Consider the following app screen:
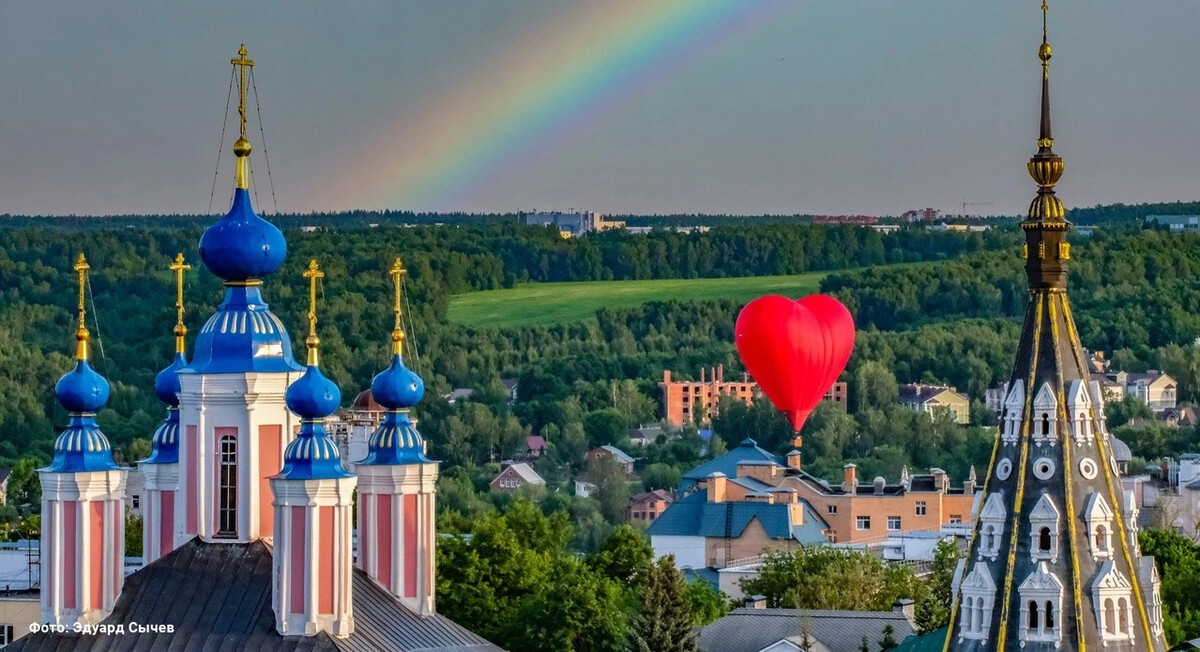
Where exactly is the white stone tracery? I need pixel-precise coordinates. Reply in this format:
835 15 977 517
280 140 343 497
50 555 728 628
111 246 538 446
1032 383 1058 446
957 562 996 641
1018 562 1063 647
1029 493 1060 563
978 492 1006 562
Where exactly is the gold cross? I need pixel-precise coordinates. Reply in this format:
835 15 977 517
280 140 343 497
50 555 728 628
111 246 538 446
231 44 254 140
170 253 191 354
389 257 407 355
73 253 91 360
303 259 324 365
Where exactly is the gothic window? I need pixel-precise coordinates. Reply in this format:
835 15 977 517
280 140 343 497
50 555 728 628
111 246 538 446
1029 494 1060 563
1091 560 1134 644
978 493 1006 561
1032 383 1058 446
1002 380 1025 446
217 434 238 537
1085 493 1114 561
1018 562 1063 645
957 562 995 642
1067 379 1095 446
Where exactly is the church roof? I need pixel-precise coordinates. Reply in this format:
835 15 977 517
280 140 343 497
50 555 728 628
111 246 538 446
10 538 500 652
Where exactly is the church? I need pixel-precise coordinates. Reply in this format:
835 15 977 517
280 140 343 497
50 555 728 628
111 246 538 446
13 47 500 651
931 4 1168 651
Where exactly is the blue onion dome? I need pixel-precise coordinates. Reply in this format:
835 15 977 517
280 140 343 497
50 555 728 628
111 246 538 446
370 355 425 410
153 352 187 407
358 355 430 466
198 188 286 282
141 409 180 465
277 366 351 479
55 360 110 414
359 411 431 466
47 354 119 472
286 364 341 420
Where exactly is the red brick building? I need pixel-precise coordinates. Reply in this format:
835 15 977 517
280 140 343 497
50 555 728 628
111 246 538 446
660 366 847 427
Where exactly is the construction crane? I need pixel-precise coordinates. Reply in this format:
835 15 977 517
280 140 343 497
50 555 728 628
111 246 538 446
961 200 994 218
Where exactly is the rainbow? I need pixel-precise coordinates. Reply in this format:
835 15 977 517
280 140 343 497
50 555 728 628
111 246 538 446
323 0 795 211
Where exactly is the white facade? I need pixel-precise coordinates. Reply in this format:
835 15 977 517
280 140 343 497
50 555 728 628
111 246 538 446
176 371 302 545
651 535 707 570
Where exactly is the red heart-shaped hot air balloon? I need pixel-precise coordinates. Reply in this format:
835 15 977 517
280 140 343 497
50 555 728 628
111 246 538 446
734 294 855 432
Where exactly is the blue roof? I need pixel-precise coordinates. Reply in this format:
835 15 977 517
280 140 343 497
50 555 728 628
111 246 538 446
358 351 432 466
184 285 301 374
680 438 782 493
46 358 120 473
370 354 424 410
153 352 187 406
140 409 180 465
357 411 432 466
276 361 351 480
43 415 121 473
645 490 828 545
198 188 286 282
682 567 720 589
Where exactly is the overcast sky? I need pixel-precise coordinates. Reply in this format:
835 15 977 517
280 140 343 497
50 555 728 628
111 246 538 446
1 1 1198 217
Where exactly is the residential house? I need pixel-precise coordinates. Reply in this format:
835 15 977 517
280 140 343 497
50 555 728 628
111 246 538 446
627 426 664 448
698 605 916 652
985 383 1008 414
660 366 847 428
0 468 10 505
1093 370 1178 412
489 462 545 493
574 478 596 498
897 384 970 424
646 471 829 569
1159 406 1198 428
586 445 635 476
525 435 548 459
627 489 674 525
1090 373 1126 402
675 438 977 546
444 388 475 404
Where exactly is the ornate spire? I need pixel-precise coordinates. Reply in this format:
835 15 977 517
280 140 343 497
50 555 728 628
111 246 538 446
73 254 90 361
231 44 254 190
1025 1 1066 225
390 257 407 356
945 4 1168 649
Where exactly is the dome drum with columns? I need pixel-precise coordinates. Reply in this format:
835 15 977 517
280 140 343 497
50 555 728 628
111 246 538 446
16 46 498 652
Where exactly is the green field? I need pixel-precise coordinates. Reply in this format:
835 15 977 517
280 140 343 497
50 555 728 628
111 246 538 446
447 272 827 328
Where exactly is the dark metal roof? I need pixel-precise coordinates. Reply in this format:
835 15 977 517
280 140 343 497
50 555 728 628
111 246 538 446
698 607 916 652
11 538 501 652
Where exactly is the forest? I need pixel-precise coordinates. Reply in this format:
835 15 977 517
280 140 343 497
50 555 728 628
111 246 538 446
2 205 1200 644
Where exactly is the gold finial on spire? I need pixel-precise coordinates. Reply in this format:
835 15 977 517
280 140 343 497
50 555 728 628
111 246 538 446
73 253 91 361
303 259 325 366
231 44 255 189
169 253 191 354
1025 0 1065 223
389 257 408 356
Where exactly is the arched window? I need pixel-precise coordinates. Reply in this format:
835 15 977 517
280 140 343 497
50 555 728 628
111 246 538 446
1039 527 1052 551
1119 598 1129 633
1096 525 1108 551
1045 601 1054 628
1029 600 1040 630
217 434 238 537
986 526 996 551
965 597 975 631
1041 414 1050 436
1105 598 1116 634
